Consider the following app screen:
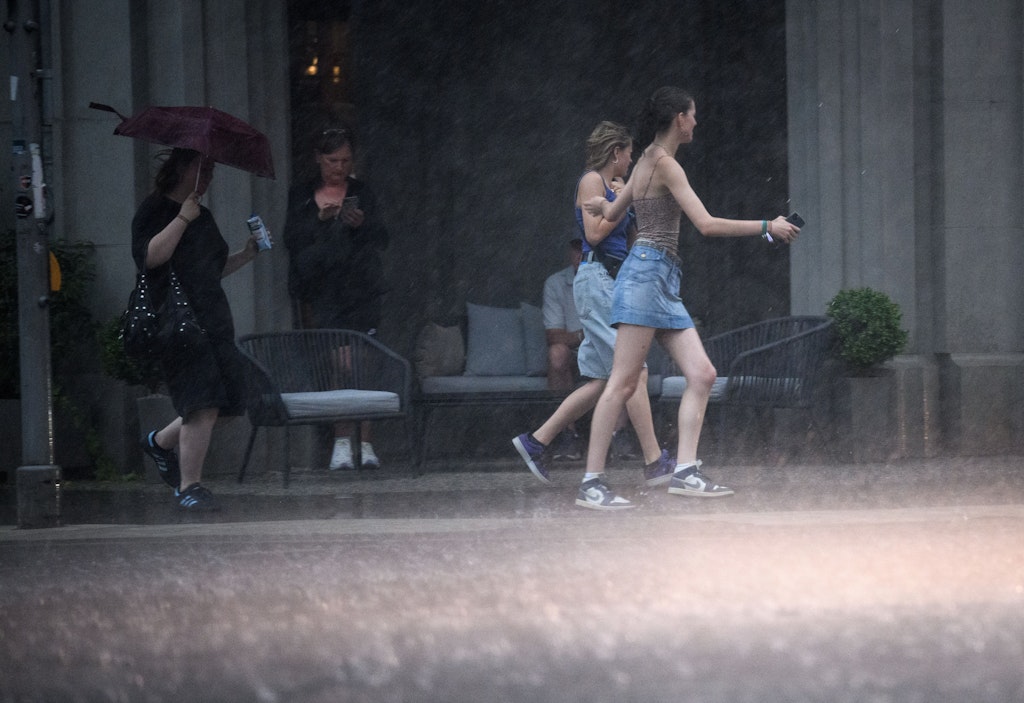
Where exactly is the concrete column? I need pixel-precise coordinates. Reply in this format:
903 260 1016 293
788 0 1024 455
787 0 917 331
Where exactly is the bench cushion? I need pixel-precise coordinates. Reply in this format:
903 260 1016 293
420 375 550 395
465 303 527 376
280 390 401 419
414 322 465 377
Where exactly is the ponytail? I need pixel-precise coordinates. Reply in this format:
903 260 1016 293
634 86 694 149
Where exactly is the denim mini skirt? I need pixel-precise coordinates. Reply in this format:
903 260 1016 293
611 243 695 330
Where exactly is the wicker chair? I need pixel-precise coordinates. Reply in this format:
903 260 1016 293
656 316 833 454
236 329 413 486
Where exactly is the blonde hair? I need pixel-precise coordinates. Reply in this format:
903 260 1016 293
584 121 632 171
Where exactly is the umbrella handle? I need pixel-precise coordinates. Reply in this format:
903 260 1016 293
88 102 127 121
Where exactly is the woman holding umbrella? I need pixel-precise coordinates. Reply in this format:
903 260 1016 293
135 148 264 510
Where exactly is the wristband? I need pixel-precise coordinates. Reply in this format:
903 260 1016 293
176 214 192 226
761 219 773 242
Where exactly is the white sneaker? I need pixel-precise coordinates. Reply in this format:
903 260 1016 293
361 442 381 469
329 438 354 470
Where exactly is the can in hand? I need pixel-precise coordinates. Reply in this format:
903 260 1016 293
246 214 272 251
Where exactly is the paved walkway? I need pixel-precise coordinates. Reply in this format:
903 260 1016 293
1 455 1023 701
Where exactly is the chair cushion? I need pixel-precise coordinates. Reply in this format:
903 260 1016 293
464 303 526 376
280 390 400 419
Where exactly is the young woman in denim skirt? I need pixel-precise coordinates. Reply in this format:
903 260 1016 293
581 86 801 509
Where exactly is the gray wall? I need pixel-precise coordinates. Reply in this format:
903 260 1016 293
787 0 1024 454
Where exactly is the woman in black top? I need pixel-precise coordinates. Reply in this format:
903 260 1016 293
284 127 389 470
133 148 263 510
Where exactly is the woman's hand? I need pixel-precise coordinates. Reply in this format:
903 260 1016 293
583 196 607 217
179 192 201 223
770 215 800 244
318 202 343 221
247 227 271 256
339 206 364 229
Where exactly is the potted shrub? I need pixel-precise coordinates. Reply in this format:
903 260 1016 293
826 287 908 373
824 287 909 462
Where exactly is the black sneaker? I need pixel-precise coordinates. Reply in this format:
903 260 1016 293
575 476 634 510
175 483 219 511
512 433 551 484
643 449 675 487
143 430 180 489
667 461 734 498
551 429 583 461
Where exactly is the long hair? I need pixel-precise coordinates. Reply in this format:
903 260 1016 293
584 121 632 172
153 148 200 195
634 86 694 150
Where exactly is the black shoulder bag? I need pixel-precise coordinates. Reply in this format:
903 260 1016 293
120 268 205 360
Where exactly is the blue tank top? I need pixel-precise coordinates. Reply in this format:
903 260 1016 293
574 172 632 261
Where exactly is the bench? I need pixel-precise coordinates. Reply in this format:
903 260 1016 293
414 302 665 467
412 302 569 467
654 316 833 454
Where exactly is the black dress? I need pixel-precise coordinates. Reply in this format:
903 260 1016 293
283 177 389 332
131 193 245 419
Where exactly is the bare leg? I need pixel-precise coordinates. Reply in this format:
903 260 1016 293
177 407 219 490
623 366 662 464
584 324 655 474
533 379 605 446
153 417 183 455
546 342 576 391
334 420 371 442
657 328 716 464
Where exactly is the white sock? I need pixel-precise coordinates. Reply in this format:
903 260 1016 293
583 472 603 483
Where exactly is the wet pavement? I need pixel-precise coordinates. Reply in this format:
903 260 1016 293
1 455 1023 702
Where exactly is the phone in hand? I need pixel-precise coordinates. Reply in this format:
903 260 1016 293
342 195 360 214
786 212 806 228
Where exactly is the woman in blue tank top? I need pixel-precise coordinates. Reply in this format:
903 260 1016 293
513 121 676 505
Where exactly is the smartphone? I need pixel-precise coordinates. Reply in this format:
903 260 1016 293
342 195 360 213
786 212 806 228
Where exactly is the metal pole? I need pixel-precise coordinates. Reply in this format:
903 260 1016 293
6 0 60 528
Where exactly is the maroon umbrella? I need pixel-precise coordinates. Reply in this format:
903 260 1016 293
90 102 275 179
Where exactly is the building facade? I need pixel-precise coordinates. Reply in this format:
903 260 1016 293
3 0 1021 473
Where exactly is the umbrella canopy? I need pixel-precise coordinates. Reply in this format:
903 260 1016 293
90 103 275 179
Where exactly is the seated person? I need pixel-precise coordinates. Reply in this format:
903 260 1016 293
542 238 584 459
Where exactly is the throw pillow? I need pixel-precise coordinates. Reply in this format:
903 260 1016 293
414 323 465 377
520 302 548 377
464 303 526 376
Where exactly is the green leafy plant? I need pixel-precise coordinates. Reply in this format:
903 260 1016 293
826 287 908 370
0 230 130 477
1 229 101 396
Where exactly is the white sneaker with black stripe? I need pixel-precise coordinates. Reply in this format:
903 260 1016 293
575 476 634 510
667 461 734 498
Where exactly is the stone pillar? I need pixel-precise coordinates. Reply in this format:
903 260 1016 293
787 0 1024 456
